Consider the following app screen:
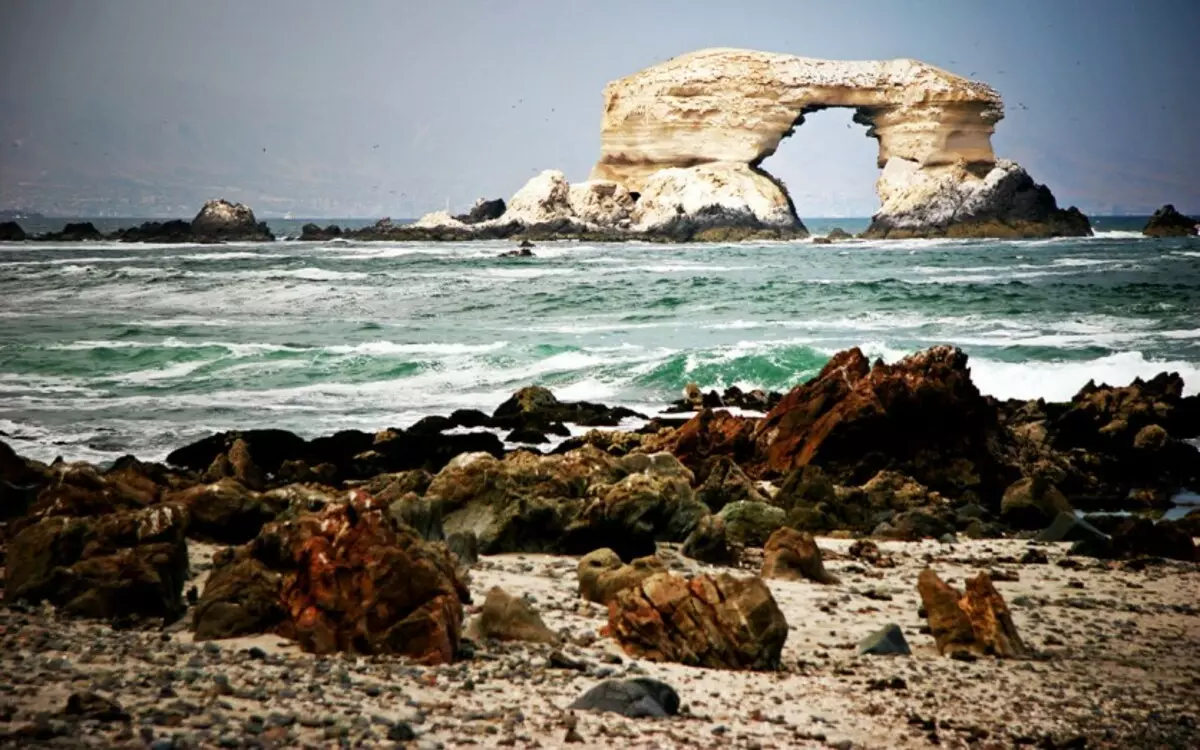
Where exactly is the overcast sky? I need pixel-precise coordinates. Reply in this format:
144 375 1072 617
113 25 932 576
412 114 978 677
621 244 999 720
1 0 1197 217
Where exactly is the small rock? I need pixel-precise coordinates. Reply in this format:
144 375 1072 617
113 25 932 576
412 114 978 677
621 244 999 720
857 624 911 656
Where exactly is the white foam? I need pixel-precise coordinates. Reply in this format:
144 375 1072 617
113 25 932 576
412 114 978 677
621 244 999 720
323 341 508 356
970 351 1200 401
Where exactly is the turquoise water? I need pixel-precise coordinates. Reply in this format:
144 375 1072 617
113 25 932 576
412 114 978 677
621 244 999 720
1 223 1198 463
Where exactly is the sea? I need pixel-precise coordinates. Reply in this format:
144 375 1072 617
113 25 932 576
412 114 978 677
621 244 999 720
1 216 1198 467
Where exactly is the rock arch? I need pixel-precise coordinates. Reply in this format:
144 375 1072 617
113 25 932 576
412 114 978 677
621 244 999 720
591 48 1090 238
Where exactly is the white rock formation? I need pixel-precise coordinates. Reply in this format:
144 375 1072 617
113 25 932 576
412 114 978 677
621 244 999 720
503 170 574 224
567 180 635 226
591 48 1001 192
588 47 1088 238
412 210 466 229
632 162 797 231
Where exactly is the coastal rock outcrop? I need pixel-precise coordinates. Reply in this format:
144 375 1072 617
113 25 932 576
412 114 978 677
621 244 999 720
5 504 189 622
190 199 274 242
193 490 468 662
606 571 789 670
753 346 1011 499
864 158 1092 238
591 47 1089 239
1142 204 1198 237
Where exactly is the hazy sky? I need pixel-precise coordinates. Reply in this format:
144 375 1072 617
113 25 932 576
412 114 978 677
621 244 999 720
2 0 1197 217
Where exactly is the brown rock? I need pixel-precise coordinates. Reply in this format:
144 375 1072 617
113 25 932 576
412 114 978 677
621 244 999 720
606 571 788 670
193 490 468 663
754 346 1007 497
469 586 558 644
166 478 284 544
578 548 667 604
643 408 759 474
848 539 897 568
917 568 1027 659
227 439 266 491
5 503 189 621
761 527 838 584
681 514 737 565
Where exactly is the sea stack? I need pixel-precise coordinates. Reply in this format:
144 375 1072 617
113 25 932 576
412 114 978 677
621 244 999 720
1142 204 1199 237
591 48 1091 239
190 199 274 242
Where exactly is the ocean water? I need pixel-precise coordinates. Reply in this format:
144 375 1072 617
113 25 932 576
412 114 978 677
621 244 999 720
1 221 1198 464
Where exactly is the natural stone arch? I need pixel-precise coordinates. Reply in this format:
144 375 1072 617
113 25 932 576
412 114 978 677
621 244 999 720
591 48 1089 239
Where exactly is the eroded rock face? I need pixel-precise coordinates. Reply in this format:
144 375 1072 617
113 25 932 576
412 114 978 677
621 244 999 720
754 346 1011 499
917 569 1027 659
606 571 788 670
591 47 1087 239
568 181 635 226
193 490 468 663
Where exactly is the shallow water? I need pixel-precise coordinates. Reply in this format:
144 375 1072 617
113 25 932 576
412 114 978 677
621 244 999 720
2 224 1198 463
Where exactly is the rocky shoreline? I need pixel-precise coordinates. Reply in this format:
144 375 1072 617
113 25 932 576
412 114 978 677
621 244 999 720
2 345 1198 748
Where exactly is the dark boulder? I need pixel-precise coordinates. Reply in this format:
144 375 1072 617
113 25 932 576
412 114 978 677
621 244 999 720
454 198 506 225
166 479 285 544
1 440 47 521
858 623 911 656
299 223 343 241
681 514 735 565
491 386 644 430
113 219 193 243
167 429 309 474
0 221 26 241
568 678 680 718
1142 204 1198 237
1108 517 1196 562
36 222 103 242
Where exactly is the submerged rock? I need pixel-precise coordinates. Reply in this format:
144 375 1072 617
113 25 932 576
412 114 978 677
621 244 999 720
607 571 788 670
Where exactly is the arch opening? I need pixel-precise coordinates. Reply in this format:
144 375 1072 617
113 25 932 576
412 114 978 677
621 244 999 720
755 107 883 230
